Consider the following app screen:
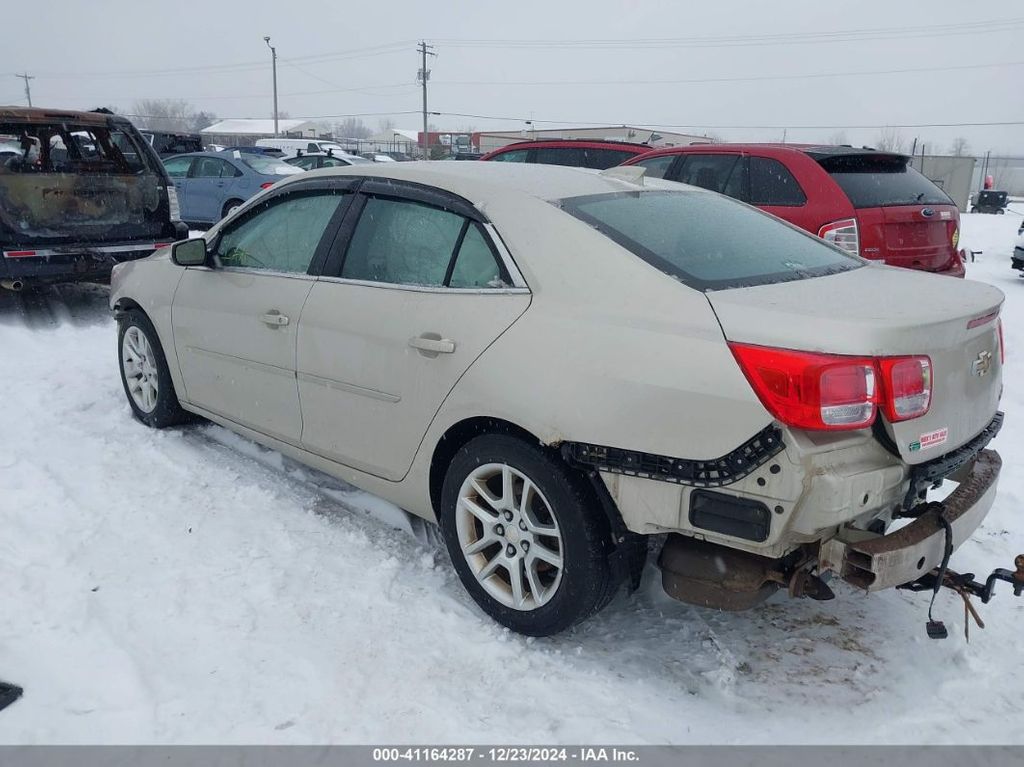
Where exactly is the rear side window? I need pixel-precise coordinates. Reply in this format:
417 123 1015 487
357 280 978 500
578 148 640 169
632 154 676 179
558 190 861 291
677 154 740 193
749 157 806 206
449 224 506 288
534 147 581 166
817 155 952 208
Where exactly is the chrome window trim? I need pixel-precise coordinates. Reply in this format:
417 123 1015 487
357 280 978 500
314 275 530 295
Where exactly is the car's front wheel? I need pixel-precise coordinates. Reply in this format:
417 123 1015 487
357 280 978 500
118 310 190 428
440 434 621 636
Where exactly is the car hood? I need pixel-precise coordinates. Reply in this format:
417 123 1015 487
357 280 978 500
707 263 1004 463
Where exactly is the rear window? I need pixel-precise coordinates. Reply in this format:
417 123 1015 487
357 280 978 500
240 155 304 176
558 190 862 291
817 154 952 208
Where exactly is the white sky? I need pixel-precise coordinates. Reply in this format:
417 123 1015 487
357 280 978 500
5 0 1023 155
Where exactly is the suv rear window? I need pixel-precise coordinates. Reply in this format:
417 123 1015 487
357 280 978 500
817 154 952 208
1 121 157 175
558 190 862 291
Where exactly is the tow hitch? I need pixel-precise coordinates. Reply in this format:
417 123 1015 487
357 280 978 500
898 554 1024 640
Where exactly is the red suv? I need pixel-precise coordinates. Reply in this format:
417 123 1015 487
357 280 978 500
622 144 965 277
480 139 651 169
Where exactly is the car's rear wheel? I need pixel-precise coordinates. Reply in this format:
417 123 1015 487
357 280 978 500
440 434 620 636
118 310 190 428
222 199 245 219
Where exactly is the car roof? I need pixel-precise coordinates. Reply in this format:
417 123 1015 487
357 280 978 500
282 160 693 205
0 105 132 128
632 142 907 161
488 139 651 153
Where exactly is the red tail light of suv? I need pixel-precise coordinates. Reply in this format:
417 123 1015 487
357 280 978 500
622 144 966 277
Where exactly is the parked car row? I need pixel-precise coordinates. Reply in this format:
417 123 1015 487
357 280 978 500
482 138 967 278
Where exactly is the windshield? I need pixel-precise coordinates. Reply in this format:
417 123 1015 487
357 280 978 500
817 154 953 208
558 190 863 291
240 155 304 176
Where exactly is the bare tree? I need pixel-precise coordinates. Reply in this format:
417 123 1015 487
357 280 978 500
874 126 906 153
828 130 848 145
377 118 396 134
336 118 371 139
950 137 970 157
132 99 198 133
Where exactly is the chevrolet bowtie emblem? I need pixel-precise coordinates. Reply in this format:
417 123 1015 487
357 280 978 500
972 350 993 377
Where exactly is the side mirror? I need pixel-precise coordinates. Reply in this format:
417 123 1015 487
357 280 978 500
171 238 208 267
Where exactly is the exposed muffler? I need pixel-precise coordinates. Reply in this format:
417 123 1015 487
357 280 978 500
1 279 24 292
658 533 832 610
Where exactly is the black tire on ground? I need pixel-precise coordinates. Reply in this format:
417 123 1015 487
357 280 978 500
222 199 245 219
117 310 191 428
971 206 979 213
997 208 1005 215
439 433 622 636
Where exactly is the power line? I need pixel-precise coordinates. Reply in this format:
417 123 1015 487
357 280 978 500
433 111 1024 131
435 59 1024 87
435 17 1024 50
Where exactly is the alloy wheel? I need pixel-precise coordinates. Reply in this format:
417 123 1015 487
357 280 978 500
455 463 564 611
121 326 159 413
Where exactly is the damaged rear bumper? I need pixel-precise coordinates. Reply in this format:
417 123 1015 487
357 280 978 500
820 449 1001 591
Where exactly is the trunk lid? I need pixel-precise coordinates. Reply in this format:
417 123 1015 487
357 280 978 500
708 264 1003 464
856 204 960 271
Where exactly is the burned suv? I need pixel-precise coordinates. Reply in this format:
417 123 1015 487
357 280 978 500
0 106 186 290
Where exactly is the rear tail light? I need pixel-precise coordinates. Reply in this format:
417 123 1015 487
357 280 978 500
167 185 181 221
260 182 275 190
729 343 933 431
729 344 877 430
818 218 860 256
878 357 931 421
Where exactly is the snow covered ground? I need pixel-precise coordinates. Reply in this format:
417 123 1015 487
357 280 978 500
1 212 1023 745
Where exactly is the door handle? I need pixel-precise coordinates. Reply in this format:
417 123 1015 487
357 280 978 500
261 311 290 327
409 335 455 355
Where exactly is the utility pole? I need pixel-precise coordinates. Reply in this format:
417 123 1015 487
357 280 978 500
417 41 436 160
264 36 278 137
14 73 34 107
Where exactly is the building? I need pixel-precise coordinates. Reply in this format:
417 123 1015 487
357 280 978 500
200 118 333 147
473 126 713 154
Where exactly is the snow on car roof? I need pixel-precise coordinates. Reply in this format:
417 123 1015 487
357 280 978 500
283 160 686 206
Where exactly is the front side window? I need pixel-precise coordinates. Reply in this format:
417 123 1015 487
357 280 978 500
749 157 806 206
342 197 464 286
558 190 862 291
677 154 740 193
488 149 530 163
215 192 344 273
163 156 192 178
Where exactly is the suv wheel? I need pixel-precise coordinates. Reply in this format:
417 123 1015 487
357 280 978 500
118 311 191 428
440 434 620 636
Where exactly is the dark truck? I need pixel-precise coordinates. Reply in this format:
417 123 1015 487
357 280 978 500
0 106 187 291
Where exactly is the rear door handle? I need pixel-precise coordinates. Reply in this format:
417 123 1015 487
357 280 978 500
409 335 455 355
261 311 289 327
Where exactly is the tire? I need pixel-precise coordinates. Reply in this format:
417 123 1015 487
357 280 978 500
117 310 191 428
971 206 979 213
997 209 1005 215
222 199 245 219
439 434 621 636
